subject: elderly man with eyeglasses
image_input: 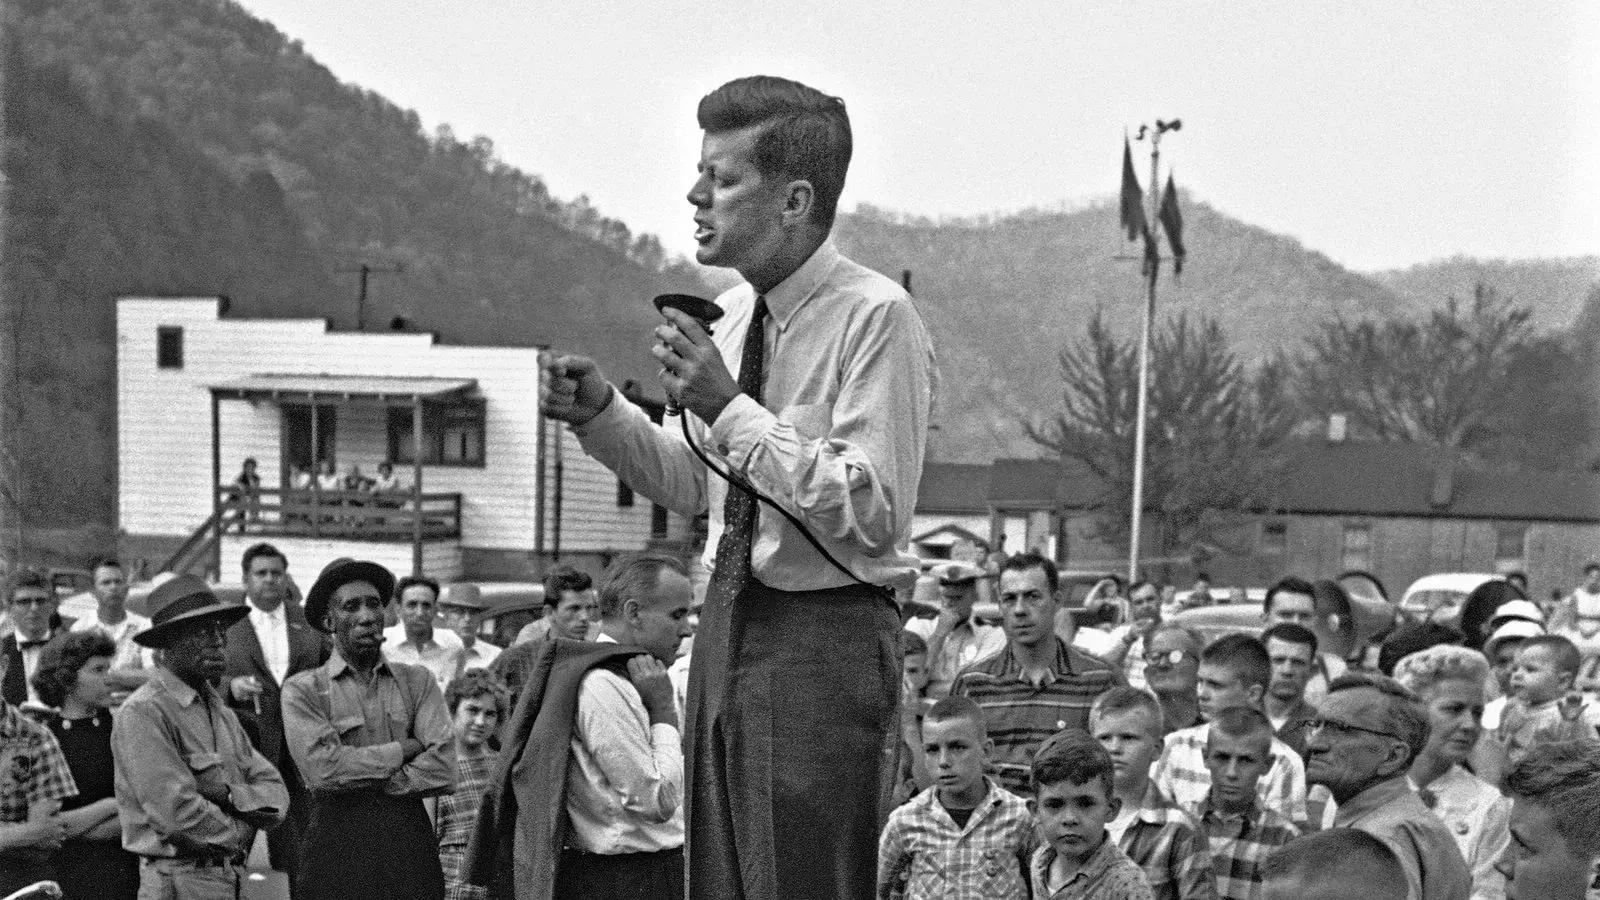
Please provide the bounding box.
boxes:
[1305,673,1472,900]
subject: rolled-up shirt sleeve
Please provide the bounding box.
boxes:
[384,671,455,798]
[282,674,403,792]
[112,700,243,855]
[574,673,682,822]
[710,298,931,559]
[573,390,708,519]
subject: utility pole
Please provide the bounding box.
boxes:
[1126,119,1182,584]
[0,28,21,572]
[335,262,402,331]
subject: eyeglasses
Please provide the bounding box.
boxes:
[1143,649,1193,668]
[1301,718,1399,742]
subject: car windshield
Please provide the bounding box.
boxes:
[1401,588,1466,619]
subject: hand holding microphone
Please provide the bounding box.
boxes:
[652,294,738,424]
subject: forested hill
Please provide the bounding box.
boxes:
[832,200,1409,463]
[1371,256,1600,330]
[4,51,337,529]
[4,0,705,531]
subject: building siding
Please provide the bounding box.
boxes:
[218,534,462,584]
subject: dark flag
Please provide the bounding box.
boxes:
[1158,173,1185,275]
[1120,137,1148,243]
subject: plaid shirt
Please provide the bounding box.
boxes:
[1197,800,1300,900]
[953,638,1124,795]
[1031,833,1155,900]
[1152,723,1308,827]
[438,745,493,900]
[0,701,76,825]
[878,779,1035,900]
[1118,783,1218,900]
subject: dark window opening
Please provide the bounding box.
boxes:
[387,399,486,467]
[157,326,184,369]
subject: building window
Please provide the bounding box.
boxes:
[387,399,486,467]
[1495,524,1527,572]
[617,478,635,508]
[156,326,184,369]
[1341,522,1373,571]
[1260,521,1287,554]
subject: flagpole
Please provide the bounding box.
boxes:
[1126,120,1180,584]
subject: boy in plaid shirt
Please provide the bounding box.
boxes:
[878,697,1034,899]
[1028,729,1154,900]
[1196,706,1299,900]
[1090,687,1217,900]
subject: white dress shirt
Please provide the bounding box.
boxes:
[574,239,936,593]
[248,603,291,685]
[71,610,155,672]
[382,623,462,692]
[565,634,683,854]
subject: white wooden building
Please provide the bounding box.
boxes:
[117,297,695,582]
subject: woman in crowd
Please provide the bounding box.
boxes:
[435,669,509,900]
[31,631,139,900]
[1392,644,1511,900]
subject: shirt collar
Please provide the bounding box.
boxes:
[759,239,840,330]
[1036,831,1119,889]
[1334,774,1416,825]
[327,649,393,679]
[1133,781,1182,825]
[594,632,619,645]
[152,666,204,707]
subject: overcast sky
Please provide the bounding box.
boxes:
[240,0,1598,272]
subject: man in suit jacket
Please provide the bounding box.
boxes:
[3,567,75,708]
[222,543,329,890]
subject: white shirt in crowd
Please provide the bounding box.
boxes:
[248,603,291,684]
[71,610,155,673]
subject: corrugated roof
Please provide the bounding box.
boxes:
[917,463,991,513]
[210,374,477,402]
[989,457,1107,510]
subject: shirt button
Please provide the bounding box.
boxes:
[718,443,730,455]
[1057,720,1066,729]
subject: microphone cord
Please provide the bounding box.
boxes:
[676,412,875,590]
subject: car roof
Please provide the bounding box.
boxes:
[1402,573,1504,597]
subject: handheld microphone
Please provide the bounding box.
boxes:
[652,294,725,416]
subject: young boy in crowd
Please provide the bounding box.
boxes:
[878,697,1034,900]
[890,630,935,806]
[1027,728,1154,900]
[1090,687,1218,900]
[1197,706,1300,900]
[435,669,509,900]
[1498,635,1598,766]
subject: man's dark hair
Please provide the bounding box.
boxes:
[1264,576,1317,614]
[901,629,928,657]
[7,567,50,602]
[1031,728,1114,799]
[1201,634,1272,695]
[596,553,687,619]
[1263,622,1319,657]
[88,556,123,573]
[697,76,852,228]
[1000,552,1058,594]
[1377,622,1463,676]
[1585,561,1600,576]
[542,565,593,610]
[1519,634,1582,677]
[1263,829,1408,900]
[1503,740,1600,858]
[1326,673,1431,765]
[923,696,987,740]
[241,542,287,574]
[1193,572,1210,583]
[394,575,440,603]
[1129,579,1156,597]
[444,667,510,720]
[32,630,117,708]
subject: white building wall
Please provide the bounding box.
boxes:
[218,534,462,584]
[118,297,661,557]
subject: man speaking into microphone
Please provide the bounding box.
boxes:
[540,75,934,900]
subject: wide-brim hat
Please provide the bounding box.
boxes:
[135,575,250,648]
[936,561,985,587]
[304,558,396,633]
[438,582,485,611]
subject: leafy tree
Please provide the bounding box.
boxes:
[1294,283,1533,450]
[1025,310,1297,557]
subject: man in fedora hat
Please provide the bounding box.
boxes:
[282,558,454,900]
[111,575,287,899]
[438,582,499,682]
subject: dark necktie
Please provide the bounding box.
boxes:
[705,296,768,607]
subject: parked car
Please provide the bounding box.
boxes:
[470,582,546,648]
[1399,573,1508,626]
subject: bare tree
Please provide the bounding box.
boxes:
[1026,310,1297,557]
[1295,283,1533,450]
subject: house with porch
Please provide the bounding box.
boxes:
[117,296,697,584]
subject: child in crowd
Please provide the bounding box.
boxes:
[1497,635,1597,766]
[890,629,934,805]
[1090,688,1217,900]
[435,669,509,900]
[1260,829,1408,900]
[1197,706,1300,900]
[1027,729,1154,900]
[877,697,1034,900]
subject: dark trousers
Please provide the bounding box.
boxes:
[296,792,443,900]
[266,746,311,883]
[685,579,901,900]
[553,847,683,900]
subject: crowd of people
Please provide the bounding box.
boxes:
[0,547,1597,899]
[228,457,411,534]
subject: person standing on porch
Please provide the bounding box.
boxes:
[540,75,934,900]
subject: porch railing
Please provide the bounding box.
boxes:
[215,485,463,541]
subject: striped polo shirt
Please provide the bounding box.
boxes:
[953,637,1124,796]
